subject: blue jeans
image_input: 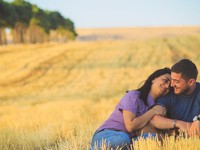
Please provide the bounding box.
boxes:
[134,133,156,141]
[90,129,131,150]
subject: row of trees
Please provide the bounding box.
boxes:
[0,0,77,45]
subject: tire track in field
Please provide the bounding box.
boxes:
[1,50,67,86]
[42,48,95,89]
[0,43,98,101]
[1,46,95,89]
[163,38,187,63]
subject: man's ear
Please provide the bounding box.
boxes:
[188,79,195,86]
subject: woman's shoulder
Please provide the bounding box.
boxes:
[126,90,141,98]
[119,90,141,106]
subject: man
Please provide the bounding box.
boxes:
[150,59,200,136]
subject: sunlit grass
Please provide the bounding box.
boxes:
[0,27,200,149]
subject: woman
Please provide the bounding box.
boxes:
[90,67,171,150]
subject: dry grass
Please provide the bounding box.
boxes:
[77,26,200,40]
[0,27,200,149]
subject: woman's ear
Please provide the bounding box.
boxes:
[152,78,157,84]
[152,79,155,83]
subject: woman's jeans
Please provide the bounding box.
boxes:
[90,129,131,150]
[90,129,156,150]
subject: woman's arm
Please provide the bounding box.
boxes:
[123,105,165,132]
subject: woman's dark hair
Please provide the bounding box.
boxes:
[136,67,171,105]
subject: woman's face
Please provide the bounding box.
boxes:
[152,73,171,96]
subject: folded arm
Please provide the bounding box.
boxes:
[150,115,191,133]
[123,105,165,132]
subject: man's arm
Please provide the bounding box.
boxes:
[150,115,191,132]
[189,114,200,136]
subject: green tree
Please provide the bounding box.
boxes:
[0,0,14,44]
[12,0,32,43]
[47,12,77,41]
[0,0,77,44]
[27,18,48,43]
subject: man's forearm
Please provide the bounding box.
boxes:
[150,115,191,132]
[150,115,175,129]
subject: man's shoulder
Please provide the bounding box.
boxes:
[194,82,200,94]
[156,93,172,107]
[156,91,174,103]
[197,82,200,89]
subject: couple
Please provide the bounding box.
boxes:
[90,59,200,150]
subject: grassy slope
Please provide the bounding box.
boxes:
[1,27,200,102]
[0,27,200,149]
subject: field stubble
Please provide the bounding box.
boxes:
[0,27,200,149]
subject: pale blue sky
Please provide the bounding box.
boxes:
[5,0,200,28]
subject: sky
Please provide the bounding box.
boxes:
[5,0,200,28]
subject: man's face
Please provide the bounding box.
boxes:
[171,72,190,95]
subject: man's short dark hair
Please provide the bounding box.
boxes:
[171,59,198,80]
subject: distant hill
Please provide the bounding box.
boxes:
[76,26,200,41]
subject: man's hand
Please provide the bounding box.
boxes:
[189,121,200,136]
[176,120,191,133]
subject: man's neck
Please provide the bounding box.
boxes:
[186,82,197,95]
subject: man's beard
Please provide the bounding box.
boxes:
[176,86,190,95]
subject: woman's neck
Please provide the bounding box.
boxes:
[149,90,158,101]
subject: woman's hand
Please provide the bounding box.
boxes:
[151,105,166,116]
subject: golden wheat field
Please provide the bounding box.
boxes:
[0,26,200,150]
